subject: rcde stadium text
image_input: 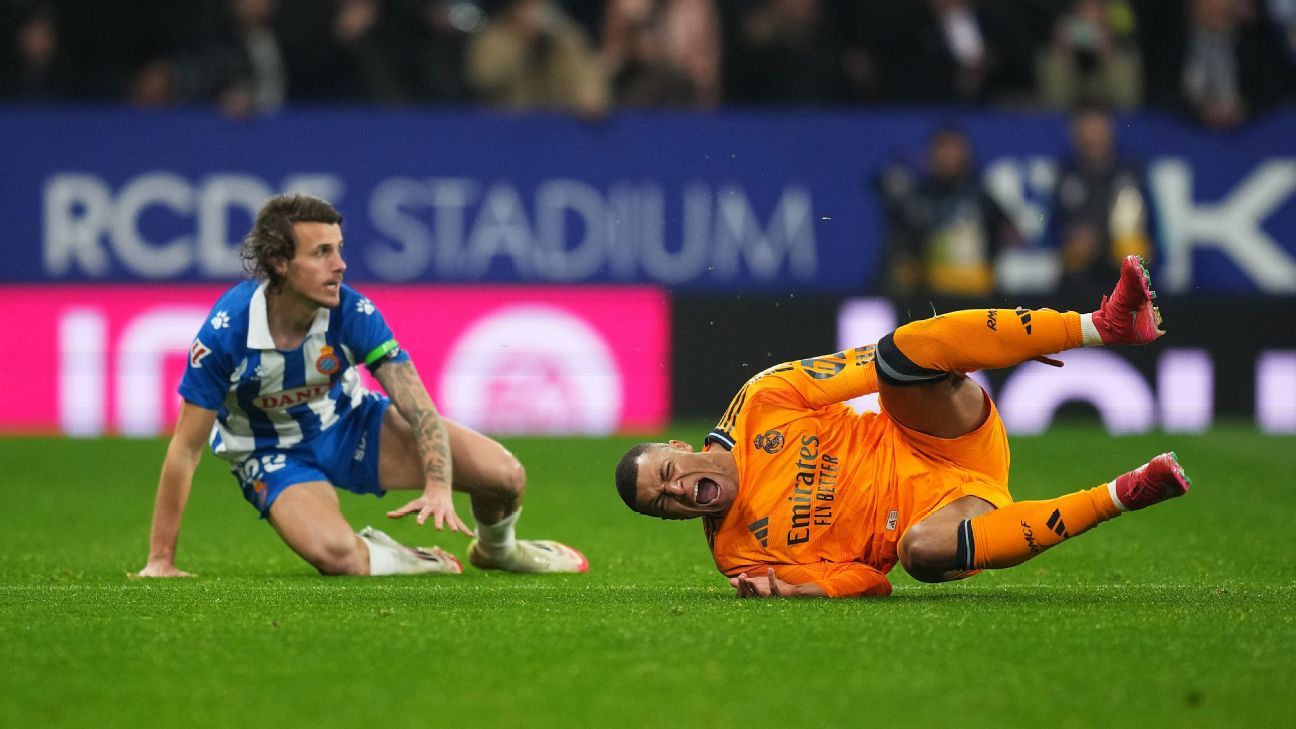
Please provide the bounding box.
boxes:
[42,173,818,284]
[39,160,1296,292]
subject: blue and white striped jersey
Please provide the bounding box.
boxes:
[178,280,410,462]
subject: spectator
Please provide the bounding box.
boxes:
[725,0,845,104]
[1265,0,1296,63]
[1046,104,1155,302]
[322,0,423,104]
[467,0,611,118]
[386,0,478,103]
[866,0,1038,105]
[129,56,183,107]
[603,0,725,107]
[0,3,73,100]
[202,0,290,116]
[875,126,1022,299]
[834,0,888,103]
[1145,0,1294,129]
[601,0,720,107]
[1037,0,1143,110]
[50,0,188,100]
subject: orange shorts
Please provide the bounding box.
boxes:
[866,390,1013,566]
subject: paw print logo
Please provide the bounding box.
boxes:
[211,310,230,329]
[355,298,375,315]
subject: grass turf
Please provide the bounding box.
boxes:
[0,423,1292,728]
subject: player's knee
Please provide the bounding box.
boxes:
[312,535,366,576]
[898,521,956,578]
[501,456,526,498]
[485,453,526,500]
[877,330,950,387]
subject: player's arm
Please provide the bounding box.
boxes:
[731,569,828,598]
[136,400,216,578]
[729,563,892,599]
[708,350,882,453]
[374,360,473,535]
[759,347,882,410]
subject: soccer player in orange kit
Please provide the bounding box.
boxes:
[614,256,1191,598]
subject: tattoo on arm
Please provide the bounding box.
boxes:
[377,361,451,490]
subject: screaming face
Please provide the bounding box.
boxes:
[633,440,738,520]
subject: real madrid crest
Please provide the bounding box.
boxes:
[316,345,340,375]
[752,429,784,454]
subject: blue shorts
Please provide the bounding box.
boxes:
[230,393,390,518]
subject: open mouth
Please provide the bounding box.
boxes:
[694,478,720,506]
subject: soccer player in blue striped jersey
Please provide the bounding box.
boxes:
[136,195,587,578]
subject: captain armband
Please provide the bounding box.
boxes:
[364,339,403,372]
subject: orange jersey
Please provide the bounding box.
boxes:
[702,347,1013,597]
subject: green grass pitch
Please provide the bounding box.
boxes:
[1,424,1293,728]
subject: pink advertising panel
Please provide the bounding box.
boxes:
[0,286,669,436]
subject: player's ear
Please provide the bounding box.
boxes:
[271,256,289,277]
[667,439,695,452]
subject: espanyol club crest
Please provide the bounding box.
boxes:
[315,345,340,375]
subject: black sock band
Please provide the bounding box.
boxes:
[875,332,950,387]
[956,519,976,571]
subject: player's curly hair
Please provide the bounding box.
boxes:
[240,194,343,291]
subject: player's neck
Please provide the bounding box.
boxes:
[265,288,319,350]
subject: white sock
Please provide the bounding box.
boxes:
[359,533,414,576]
[1107,481,1130,512]
[475,508,520,554]
[1079,313,1104,346]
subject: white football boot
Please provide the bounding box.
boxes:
[467,539,589,574]
[358,526,463,575]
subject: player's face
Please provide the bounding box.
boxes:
[634,441,737,520]
[280,222,347,308]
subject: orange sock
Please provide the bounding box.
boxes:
[876,308,1085,385]
[955,485,1122,570]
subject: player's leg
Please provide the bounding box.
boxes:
[267,482,369,575]
[899,453,1191,580]
[234,455,372,576]
[378,406,524,519]
[267,480,461,576]
[879,254,1161,437]
[378,409,588,573]
[898,495,996,583]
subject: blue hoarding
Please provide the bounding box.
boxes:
[2,107,1294,294]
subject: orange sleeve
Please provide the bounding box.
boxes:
[763,346,880,410]
[776,562,893,598]
[708,347,878,451]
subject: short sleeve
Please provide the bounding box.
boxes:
[177,324,233,411]
[342,290,411,372]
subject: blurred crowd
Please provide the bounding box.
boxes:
[875,104,1157,302]
[4,0,1292,302]
[3,0,1294,127]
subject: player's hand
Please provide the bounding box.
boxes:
[133,561,195,578]
[387,489,475,536]
[731,568,799,598]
